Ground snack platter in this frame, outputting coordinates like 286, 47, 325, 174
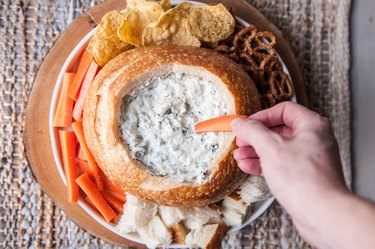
25, 0, 308, 247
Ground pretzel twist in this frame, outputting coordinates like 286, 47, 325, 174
233, 25, 257, 53
269, 71, 294, 101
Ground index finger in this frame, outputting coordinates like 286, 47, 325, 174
251, 102, 320, 130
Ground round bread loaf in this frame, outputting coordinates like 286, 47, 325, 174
83, 46, 261, 207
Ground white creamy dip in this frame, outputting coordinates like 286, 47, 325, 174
119, 70, 234, 184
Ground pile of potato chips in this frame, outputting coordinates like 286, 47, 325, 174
87, 0, 235, 66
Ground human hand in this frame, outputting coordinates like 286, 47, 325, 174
232, 102, 350, 246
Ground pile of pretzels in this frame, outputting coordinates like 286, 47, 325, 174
214, 25, 294, 108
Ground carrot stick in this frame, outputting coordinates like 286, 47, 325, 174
77, 145, 87, 161
59, 130, 79, 203
103, 189, 126, 204
53, 73, 75, 127
76, 173, 116, 222
101, 191, 124, 213
68, 51, 94, 101
72, 60, 100, 121
77, 159, 94, 180
72, 121, 103, 190
111, 213, 122, 224
102, 173, 124, 195
194, 115, 248, 133
88, 198, 120, 225
84, 196, 99, 213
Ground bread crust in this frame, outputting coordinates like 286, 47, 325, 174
83, 46, 261, 207
171, 223, 187, 244
205, 223, 227, 249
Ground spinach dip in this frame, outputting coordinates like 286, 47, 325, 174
119, 70, 234, 185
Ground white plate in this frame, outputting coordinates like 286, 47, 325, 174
49, 0, 297, 247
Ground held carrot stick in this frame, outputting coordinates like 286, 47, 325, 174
72, 121, 103, 190
68, 51, 94, 101
53, 73, 75, 127
76, 173, 116, 222
72, 60, 100, 121
194, 115, 248, 133
59, 130, 79, 203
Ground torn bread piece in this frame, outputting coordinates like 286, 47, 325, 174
238, 176, 272, 204
181, 206, 222, 230
137, 215, 172, 249
171, 222, 188, 244
158, 205, 186, 227
222, 193, 252, 227
186, 223, 227, 249
116, 193, 157, 233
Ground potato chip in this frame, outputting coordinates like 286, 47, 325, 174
126, 0, 171, 10
142, 2, 200, 47
87, 11, 132, 66
118, 2, 163, 47
187, 4, 235, 43
126, 0, 153, 10
160, 0, 171, 11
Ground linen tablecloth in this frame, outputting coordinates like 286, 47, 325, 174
0, 0, 351, 248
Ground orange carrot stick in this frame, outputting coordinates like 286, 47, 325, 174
72, 60, 100, 121
111, 213, 122, 224
77, 159, 94, 180
59, 130, 79, 203
194, 115, 248, 133
76, 173, 116, 222
53, 73, 75, 127
68, 51, 94, 101
72, 121, 103, 190
101, 191, 124, 213
77, 145, 87, 161
104, 189, 126, 204
102, 173, 124, 195
84, 196, 99, 213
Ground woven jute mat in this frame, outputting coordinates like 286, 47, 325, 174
0, 0, 351, 248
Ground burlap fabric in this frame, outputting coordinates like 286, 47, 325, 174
0, 0, 351, 248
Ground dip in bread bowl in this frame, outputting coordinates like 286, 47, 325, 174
83, 46, 261, 207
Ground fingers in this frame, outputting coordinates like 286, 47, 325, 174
270, 125, 293, 138
250, 102, 319, 131
232, 118, 282, 156
237, 158, 262, 175
236, 138, 249, 147
237, 125, 293, 144
234, 146, 258, 160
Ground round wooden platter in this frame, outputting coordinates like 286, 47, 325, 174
24, 0, 308, 247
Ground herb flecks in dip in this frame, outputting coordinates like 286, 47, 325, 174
119, 71, 233, 184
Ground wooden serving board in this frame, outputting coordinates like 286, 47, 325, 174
24, 0, 308, 247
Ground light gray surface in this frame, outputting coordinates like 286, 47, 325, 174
352, 0, 375, 201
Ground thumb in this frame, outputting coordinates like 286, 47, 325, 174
232, 118, 281, 156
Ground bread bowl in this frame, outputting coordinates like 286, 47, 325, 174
83, 45, 261, 207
